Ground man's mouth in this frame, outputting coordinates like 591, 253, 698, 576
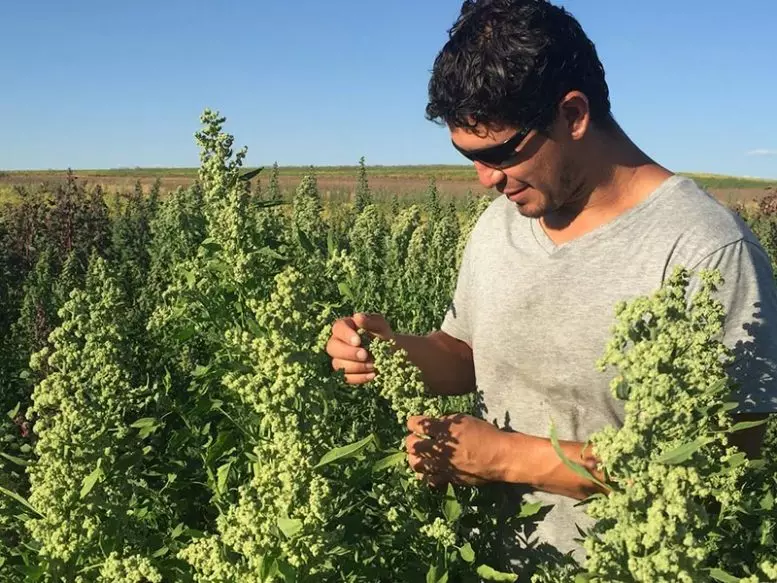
504, 184, 530, 203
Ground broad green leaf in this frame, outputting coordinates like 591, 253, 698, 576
0, 485, 40, 516
217, 461, 232, 494
6, 402, 20, 420
296, 227, 315, 253
518, 501, 545, 518
171, 522, 185, 539
709, 568, 740, 583
130, 417, 158, 428
152, 546, 169, 558
655, 437, 712, 465
277, 561, 298, 583
239, 167, 263, 181
443, 483, 462, 522
338, 282, 355, 303
0, 452, 28, 467
574, 574, 593, 583
372, 451, 406, 472
426, 565, 448, 583
726, 452, 748, 469
80, 462, 103, 499
175, 325, 196, 342
459, 542, 475, 563
476, 564, 518, 581
728, 419, 768, 433
257, 246, 287, 261
277, 517, 303, 539
258, 555, 280, 582
760, 490, 774, 511
549, 422, 609, 491
314, 434, 375, 469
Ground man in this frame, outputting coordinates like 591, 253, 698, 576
326, 0, 777, 570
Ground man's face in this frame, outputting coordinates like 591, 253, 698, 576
450, 116, 582, 219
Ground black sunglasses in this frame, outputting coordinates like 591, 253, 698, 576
451, 126, 531, 169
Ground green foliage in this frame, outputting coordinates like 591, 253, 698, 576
0, 111, 775, 582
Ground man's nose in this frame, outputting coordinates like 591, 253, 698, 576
474, 161, 504, 189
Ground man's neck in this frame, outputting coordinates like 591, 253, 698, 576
540, 131, 674, 245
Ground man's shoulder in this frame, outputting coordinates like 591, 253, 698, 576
645, 176, 762, 263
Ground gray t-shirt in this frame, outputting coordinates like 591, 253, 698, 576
441, 175, 777, 568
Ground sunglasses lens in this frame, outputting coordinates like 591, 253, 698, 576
452, 128, 528, 169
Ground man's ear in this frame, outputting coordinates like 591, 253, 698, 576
557, 90, 591, 141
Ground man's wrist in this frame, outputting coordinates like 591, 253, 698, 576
494, 430, 534, 484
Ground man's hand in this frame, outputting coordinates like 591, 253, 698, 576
326, 313, 394, 384
405, 414, 511, 487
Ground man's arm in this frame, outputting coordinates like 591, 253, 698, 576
406, 415, 608, 500
498, 431, 608, 500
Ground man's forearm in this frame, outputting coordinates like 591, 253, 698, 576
393, 331, 476, 396
498, 431, 608, 500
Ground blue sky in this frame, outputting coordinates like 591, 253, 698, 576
2, 0, 776, 178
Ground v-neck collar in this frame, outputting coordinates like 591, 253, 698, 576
528, 175, 685, 257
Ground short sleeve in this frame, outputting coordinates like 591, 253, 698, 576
440, 235, 475, 347
688, 239, 777, 413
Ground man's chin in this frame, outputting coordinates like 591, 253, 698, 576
512, 200, 546, 219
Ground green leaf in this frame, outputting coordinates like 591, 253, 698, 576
131, 417, 161, 439
0, 452, 29, 467
338, 282, 355, 303
459, 542, 475, 563
760, 490, 774, 511
726, 452, 748, 469
277, 561, 297, 583
517, 501, 545, 519
549, 422, 609, 491
80, 461, 103, 499
277, 517, 303, 539
6, 402, 20, 420
151, 546, 169, 558
216, 461, 232, 494
728, 419, 769, 433
655, 437, 712, 465
256, 246, 287, 261
709, 568, 740, 582
314, 434, 375, 469
426, 565, 448, 583
296, 227, 315, 253
175, 325, 196, 342
476, 564, 518, 582
372, 451, 406, 473
0, 485, 40, 517
240, 167, 263, 182
443, 484, 462, 522
171, 522, 185, 539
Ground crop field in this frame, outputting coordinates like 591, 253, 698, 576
1, 111, 776, 582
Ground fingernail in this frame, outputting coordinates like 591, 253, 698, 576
365, 362, 374, 371
350, 336, 360, 346
357, 349, 368, 361
366, 373, 375, 380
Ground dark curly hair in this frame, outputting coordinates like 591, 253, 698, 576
426, 0, 615, 133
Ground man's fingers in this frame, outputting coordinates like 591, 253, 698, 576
327, 337, 371, 362
332, 318, 361, 346
407, 415, 453, 439
344, 372, 376, 385
331, 358, 374, 375
353, 312, 393, 339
